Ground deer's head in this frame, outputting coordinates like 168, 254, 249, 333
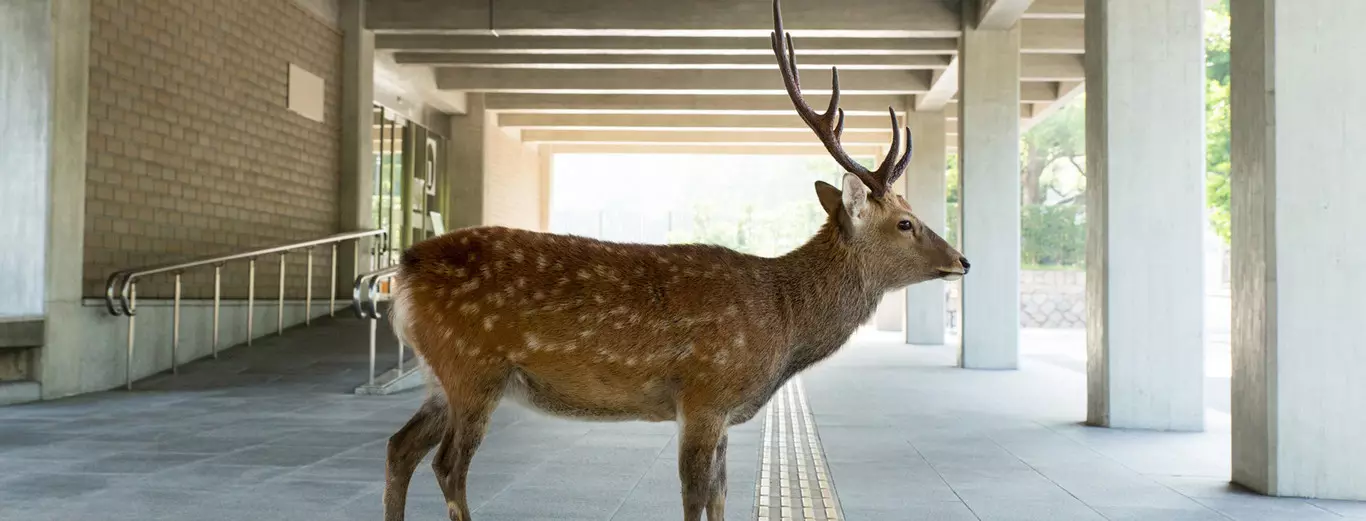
770, 0, 969, 287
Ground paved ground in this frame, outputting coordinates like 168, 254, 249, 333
1, 319, 1363, 520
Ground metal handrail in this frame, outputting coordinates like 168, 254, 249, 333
105, 229, 388, 316
105, 229, 387, 390
354, 265, 400, 320
353, 265, 403, 388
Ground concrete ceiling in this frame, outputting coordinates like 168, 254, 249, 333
366, 0, 1086, 155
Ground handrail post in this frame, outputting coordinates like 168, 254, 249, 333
172, 273, 182, 375
247, 259, 256, 346
368, 319, 377, 387
125, 284, 137, 390
329, 243, 338, 316
305, 248, 314, 326
277, 252, 286, 335
212, 265, 221, 359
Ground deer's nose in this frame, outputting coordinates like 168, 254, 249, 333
959, 257, 971, 274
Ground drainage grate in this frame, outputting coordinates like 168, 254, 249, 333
754, 377, 843, 521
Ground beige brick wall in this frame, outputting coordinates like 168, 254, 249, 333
84, 0, 343, 300
482, 122, 544, 231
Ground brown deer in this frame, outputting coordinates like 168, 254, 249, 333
378, 1, 969, 520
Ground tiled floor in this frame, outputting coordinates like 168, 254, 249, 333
1, 320, 1363, 521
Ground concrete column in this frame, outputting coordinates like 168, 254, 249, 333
446, 93, 487, 230
956, 0, 1020, 369
1083, 0, 1206, 431
903, 110, 948, 344
1230, 0, 1366, 500
7, 0, 92, 400
0, 0, 57, 320
537, 147, 553, 232
338, 0, 375, 280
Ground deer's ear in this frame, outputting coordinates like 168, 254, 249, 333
814, 181, 843, 216
839, 174, 871, 226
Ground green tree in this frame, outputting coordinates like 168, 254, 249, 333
1205, 0, 1232, 243
1020, 98, 1086, 206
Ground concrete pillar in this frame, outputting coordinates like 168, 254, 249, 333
1230, 0, 1366, 500
0, 0, 58, 320
1, 0, 93, 399
538, 147, 553, 232
1083, 0, 1206, 431
446, 93, 487, 230
956, 0, 1020, 369
903, 110, 948, 344
338, 0, 376, 280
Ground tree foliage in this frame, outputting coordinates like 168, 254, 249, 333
1205, 0, 1232, 243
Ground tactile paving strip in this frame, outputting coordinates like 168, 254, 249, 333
753, 377, 843, 521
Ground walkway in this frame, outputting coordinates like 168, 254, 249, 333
1, 321, 1362, 521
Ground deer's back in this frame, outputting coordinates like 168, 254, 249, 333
396, 226, 794, 421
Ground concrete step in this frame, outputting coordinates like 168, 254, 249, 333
0, 380, 40, 405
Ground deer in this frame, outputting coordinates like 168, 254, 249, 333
377, 1, 969, 520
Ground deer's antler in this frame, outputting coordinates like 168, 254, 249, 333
771, 0, 912, 197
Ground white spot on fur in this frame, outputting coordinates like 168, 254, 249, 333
577, 269, 592, 280
512, 250, 525, 263
483, 316, 498, 331
460, 303, 479, 315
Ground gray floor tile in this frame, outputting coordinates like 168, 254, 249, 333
842, 501, 981, 521
204, 444, 348, 467
67, 451, 209, 474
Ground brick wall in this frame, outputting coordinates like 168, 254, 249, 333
84, 0, 343, 300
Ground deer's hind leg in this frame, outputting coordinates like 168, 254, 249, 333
432, 364, 509, 521
383, 391, 449, 521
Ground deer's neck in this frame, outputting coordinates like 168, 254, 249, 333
770, 222, 883, 371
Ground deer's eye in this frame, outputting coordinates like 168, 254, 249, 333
897, 220, 914, 232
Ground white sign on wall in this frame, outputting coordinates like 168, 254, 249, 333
287, 63, 325, 122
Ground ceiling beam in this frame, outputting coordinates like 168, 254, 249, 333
1020, 81, 1062, 102
435, 68, 932, 94
1021, 19, 1085, 53
391, 52, 952, 70
1023, 81, 1084, 131
497, 113, 907, 131
978, 0, 1037, 30
521, 130, 901, 145
915, 56, 959, 111
375, 35, 959, 55
546, 144, 887, 156
943, 101, 1034, 120
1020, 54, 1085, 81
1023, 0, 1084, 20
484, 93, 910, 115
365, 0, 960, 37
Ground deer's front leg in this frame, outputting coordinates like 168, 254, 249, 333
706, 433, 728, 521
678, 410, 727, 521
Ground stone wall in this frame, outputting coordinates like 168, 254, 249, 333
83, 0, 343, 300
946, 269, 1086, 329
1017, 269, 1085, 328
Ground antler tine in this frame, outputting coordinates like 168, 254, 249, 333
871, 107, 914, 189
886, 125, 913, 186
771, 0, 881, 192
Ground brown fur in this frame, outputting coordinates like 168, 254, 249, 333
381, 183, 967, 521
